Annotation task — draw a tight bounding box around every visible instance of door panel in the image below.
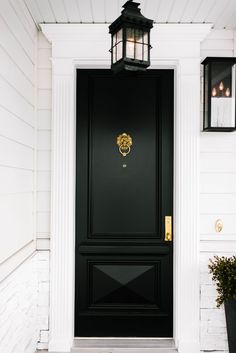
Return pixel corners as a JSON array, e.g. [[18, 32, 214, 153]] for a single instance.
[[75, 69, 173, 337], [90, 76, 157, 236]]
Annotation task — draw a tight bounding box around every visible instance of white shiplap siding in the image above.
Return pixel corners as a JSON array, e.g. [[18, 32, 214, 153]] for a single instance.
[[200, 30, 236, 353], [200, 30, 236, 240], [36, 32, 52, 250], [0, 4, 50, 350], [0, 0, 37, 278]]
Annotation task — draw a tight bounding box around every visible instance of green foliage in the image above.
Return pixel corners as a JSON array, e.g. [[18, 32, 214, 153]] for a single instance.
[[209, 256, 236, 307]]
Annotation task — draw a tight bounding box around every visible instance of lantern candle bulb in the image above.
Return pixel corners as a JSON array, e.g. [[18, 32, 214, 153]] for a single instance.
[[226, 87, 231, 97], [219, 81, 224, 91], [212, 87, 217, 97]]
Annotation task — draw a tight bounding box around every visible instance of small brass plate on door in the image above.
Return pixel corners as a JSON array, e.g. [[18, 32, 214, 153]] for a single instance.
[[117, 133, 132, 157]]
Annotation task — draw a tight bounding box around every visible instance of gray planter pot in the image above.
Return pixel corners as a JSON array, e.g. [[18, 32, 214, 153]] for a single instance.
[[225, 299, 236, 353]]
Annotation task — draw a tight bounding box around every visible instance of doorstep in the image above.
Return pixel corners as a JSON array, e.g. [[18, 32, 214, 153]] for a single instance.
[[36, 339, 177, 353], [71, 338, 177, 353]]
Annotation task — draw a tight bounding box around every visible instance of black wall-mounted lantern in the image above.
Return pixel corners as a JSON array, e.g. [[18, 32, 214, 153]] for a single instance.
[[202, 57, 236, 131], [109, 0, 153, 73]]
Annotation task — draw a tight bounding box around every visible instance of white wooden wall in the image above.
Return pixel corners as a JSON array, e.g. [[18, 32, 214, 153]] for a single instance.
[[37, 32, 52, 251], [0, 0, 37, 281], [200, 31, 236, 245], [200, 30, 236, 353]]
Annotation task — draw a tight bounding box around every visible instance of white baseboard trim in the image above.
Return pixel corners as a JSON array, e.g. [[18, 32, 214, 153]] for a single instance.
[[48, 338, 73, 352], [177, 340, 200, 353]]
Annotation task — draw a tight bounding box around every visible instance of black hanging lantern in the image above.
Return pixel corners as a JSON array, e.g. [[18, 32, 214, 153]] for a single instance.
[[202, 57, 236, 131], [109, 0, 153, 73]]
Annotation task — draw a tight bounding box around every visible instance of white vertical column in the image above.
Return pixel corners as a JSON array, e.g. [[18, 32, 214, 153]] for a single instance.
[[48, 59, 75, 353], [234, 30, 236, 56], [174, 58, 201, 353]]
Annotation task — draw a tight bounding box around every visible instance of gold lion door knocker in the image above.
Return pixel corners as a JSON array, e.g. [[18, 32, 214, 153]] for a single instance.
[[117, 133, 132, 157]]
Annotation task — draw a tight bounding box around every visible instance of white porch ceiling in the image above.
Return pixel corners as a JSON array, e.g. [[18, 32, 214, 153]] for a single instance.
[[24, 0, 236, 30]]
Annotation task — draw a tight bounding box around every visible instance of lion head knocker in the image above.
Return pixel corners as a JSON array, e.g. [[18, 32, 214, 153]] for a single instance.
[[117, 133, 132, 157]]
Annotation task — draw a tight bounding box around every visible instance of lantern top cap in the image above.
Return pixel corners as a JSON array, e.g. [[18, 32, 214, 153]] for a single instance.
[[201, 57, 236, 65], [109, 0, 153, 33], [122, 0, 140, 10]]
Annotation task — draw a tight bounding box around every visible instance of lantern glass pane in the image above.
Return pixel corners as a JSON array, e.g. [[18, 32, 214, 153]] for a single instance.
[[112, 34, 116, 63], [135, 43, 143, 60], [116, 29, 123, 61], [210, 62, 235, 128], [143, 32, 148, 44], [204, 64, 209, 129], [143, 44, 148, 61], [126, 28, 135, 59], [135, 29, 143, 60]]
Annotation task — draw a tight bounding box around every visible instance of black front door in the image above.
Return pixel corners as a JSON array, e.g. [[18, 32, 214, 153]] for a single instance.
[[75, 69, 173, 337]]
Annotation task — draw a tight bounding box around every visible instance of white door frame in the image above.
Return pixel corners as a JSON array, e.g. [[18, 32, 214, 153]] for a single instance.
[[41, 23, 212, 353]]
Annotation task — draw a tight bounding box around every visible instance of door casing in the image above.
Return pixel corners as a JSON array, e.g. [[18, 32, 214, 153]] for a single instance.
[[41, 22, 212, 353]]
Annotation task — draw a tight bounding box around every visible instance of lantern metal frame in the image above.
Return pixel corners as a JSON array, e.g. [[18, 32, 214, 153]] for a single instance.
[[202, 57, 236, 132], [109, 0, 153, 73]]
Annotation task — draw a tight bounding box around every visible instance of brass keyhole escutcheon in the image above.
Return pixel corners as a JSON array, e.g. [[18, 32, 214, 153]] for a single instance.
[[117, 133, 133, 157]]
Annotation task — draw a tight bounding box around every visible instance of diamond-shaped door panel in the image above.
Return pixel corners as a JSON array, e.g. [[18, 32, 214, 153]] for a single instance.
[[90, 263, 158, 307]]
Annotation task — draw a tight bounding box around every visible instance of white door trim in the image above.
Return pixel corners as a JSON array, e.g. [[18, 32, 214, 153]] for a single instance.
[[41, 23, 212, 353]]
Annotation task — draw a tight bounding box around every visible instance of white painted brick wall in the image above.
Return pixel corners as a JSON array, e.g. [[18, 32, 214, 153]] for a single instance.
[[0, 254, 38, 353], [200, 252, 233, 353], [36, 251, 50, 350], [0, 251, 50, 353]]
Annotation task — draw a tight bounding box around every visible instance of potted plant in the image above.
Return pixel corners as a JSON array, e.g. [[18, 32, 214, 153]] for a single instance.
[[209, 256, 236, 353]]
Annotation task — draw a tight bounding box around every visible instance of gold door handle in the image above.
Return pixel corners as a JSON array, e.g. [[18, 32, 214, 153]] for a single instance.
[[165, 216, 172, 242]]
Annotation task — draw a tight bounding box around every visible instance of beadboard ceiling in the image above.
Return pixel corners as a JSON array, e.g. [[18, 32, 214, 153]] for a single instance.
[[24, 0, 236, 30]]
